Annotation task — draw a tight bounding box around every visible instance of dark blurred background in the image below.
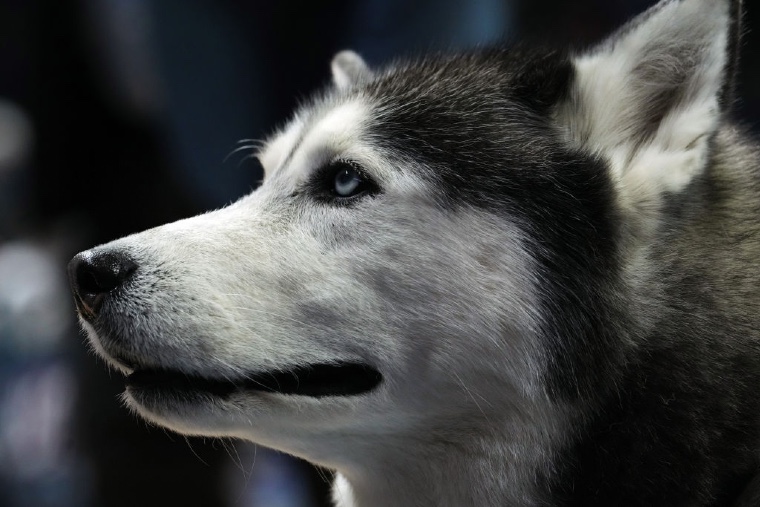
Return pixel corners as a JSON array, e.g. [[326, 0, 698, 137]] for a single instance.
[[0, 1, 758, 506]]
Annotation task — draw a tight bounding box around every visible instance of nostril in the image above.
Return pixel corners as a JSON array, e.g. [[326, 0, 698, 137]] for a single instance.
[[68, 250, 138, 318], [76, 255, 133, 293]]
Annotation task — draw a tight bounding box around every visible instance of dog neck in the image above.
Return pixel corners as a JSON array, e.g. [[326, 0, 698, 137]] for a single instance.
[[327, 413, 566, 507]]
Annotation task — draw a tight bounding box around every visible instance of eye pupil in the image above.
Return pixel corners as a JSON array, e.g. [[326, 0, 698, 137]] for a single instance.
[[334, 166, 362, 197]]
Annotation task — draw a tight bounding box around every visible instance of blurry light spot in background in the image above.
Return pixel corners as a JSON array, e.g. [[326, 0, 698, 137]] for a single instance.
[[0, 242, 71, 353], [0, 365, 76, 479], [0, 239, 92, 506], [226, 447, 318, 507]]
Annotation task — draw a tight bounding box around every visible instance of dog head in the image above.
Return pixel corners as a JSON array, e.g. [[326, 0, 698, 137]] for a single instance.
[[69, 0, 741, 468]]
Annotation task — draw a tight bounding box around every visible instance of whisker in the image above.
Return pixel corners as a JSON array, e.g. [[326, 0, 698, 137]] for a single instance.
[[183, 436, 209, 466], [223, 139, 265, 164], [222, 439, 246, 474]]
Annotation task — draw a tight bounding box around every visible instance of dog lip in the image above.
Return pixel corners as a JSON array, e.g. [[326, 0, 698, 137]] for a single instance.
[[125, 362, 383, 399], [72, 290, 98, 321], [113, 353, 139, 370]]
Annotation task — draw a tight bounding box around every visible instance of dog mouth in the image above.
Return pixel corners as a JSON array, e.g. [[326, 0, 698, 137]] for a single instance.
[[125, 363, 383, 399]]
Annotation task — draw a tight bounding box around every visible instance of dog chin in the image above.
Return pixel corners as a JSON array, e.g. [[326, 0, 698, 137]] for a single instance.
[[120, 388, 238, 437], [120, 377, 379, 448]]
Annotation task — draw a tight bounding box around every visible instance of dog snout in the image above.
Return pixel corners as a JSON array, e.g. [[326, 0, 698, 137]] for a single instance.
[[68, 250, 137, 320]]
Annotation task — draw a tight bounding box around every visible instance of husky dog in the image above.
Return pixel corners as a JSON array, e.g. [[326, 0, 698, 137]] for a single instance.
[[68, 0, 760, 504]]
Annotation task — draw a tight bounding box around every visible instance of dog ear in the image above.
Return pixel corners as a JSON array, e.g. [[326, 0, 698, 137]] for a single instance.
[[557, 0, 742, 204], [331, 50, 373, 90]]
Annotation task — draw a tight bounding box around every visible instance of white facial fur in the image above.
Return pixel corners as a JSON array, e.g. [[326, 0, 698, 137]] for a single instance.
[[82, 95, 555, 488]]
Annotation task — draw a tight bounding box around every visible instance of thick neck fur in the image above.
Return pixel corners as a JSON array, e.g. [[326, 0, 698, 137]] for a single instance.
[[330, 424, 563, 507], [547, 127, 760, 505]]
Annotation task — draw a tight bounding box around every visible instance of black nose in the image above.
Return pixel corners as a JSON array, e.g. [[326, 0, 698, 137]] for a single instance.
[[68, 251, 138, 319]]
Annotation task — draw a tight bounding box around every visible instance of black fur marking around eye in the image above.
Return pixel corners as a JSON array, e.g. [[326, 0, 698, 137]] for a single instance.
[[308, 160, 381, 206]]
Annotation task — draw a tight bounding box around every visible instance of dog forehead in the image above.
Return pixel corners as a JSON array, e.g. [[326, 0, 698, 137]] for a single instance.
[[259, 48, 566, 189], [259, 97, 384, 182], [354, 50, 554, 163], [293, 99, 370, 164]]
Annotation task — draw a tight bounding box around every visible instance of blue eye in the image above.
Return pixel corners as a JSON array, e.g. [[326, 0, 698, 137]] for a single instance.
[[334, 166, 363, 197], [313, 160, 379, 204]]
